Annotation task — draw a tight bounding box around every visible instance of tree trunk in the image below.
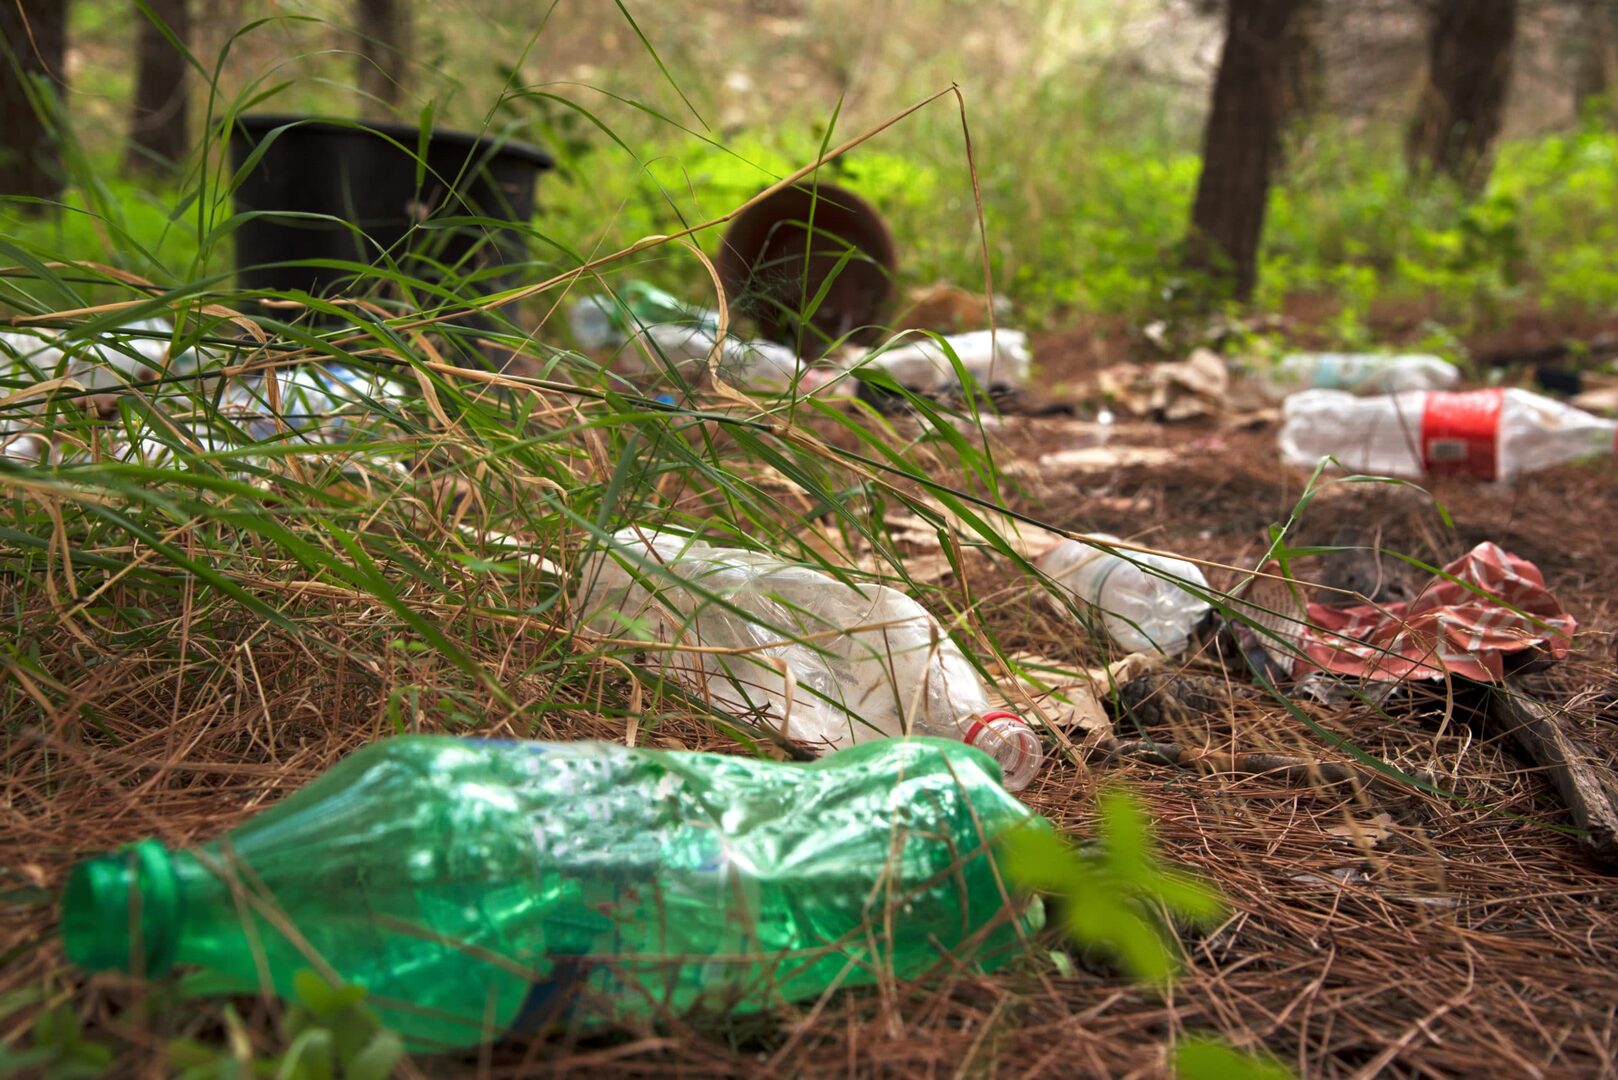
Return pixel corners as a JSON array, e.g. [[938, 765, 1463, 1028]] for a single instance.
[[1405, 0, 1519, 191], [126, 0, 192, 177], [1573, 0, 1618, 125], [355, 0, 411, 114], [1183, 0, 1308, 304], [0, 0, 68, 205]]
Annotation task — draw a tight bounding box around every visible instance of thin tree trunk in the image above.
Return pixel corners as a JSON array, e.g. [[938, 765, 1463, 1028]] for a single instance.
[[355, 0, 411, 114], [1573, 0, 1618, 125], [1405, 0, 1519, 191], [127, 0, 192, 177], [1183, 0, 1307, 304], [0, 0, 68, 205]]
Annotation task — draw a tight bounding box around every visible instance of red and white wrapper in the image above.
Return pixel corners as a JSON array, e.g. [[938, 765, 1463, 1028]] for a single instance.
[[1233, 542, 1577, 684]]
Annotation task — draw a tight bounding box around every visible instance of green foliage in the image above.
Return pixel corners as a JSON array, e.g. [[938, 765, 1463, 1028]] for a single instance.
[[1003, 790, 1221, 985], [1002, 796, 1294, 1075], [1175, 1037, 1296, 1080], [166, 973, 403, 1080], [0, 992, 115, 1079]]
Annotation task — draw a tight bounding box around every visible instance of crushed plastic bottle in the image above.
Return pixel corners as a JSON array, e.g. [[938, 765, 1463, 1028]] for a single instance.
[[1, 318, 177, 391], [1037, 535, 1212, 656], [217, 364, 410, 443], [627, 324, 804, 390], [852, 330, 1031, 394], [1279, 388, 1618, 482], [61, 735, 1043, 1050], [575, 528, 1044, 789], [1259, 353, 1460, 399], [0, 361, 412, 476], [566, 281, 720, 351]]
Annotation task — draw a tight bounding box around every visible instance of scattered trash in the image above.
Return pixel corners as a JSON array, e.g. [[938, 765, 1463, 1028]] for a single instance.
[[575, 528, 1045, 789], [217, 364, 410, 443], [1037, 535, 1212, 656], [624, 325, 805, 390], [0, 335, 413, 478], [1236, 542, 1575, 683], [61, 734, 1042, 1048], [1098, 348, 1234, 422], [1, 317, 180, 391], [996, 653, 1117, 742], [1256, 352, 1460, 399], [849, 330, 1031, 396], [566, 281, 720, 351], [565, 282, 819, 391], [1279, 387, 1617, 481], [1036, 444, 1180, 473], [1571, 373, 1618, 416]]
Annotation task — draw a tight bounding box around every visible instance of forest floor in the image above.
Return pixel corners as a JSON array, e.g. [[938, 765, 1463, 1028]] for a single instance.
[[6, 304, 1618, 1078]]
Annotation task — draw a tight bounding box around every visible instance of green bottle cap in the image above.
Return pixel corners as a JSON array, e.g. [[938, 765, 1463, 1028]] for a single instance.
[[61, 839, 182, 975]]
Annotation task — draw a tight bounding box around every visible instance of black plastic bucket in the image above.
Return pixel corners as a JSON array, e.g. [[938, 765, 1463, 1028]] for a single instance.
[[229, 115, 554, 305]]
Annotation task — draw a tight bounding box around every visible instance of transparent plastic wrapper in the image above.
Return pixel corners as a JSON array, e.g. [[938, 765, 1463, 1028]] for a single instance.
[[1260, 353, 1460, 399], [1280, 387, 1617, 482], [852, 330, 1031, 393], [1037, 534, 1212, 656], [61, 735, 1043, 1050], [575, 528, 1044, 789]]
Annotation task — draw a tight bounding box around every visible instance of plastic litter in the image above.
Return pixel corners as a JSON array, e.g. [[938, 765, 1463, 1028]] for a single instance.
[[1259, 353, 1460, 399], [624, 324, 804, 390], [850, 330, 1030, 395], [1279, 387, 1617, 481], [1, 318, 178, 391], [0, 356, 412, 477], [575, 528, 1044, 789], [566, 281, 719, 351], [1037, 535, 1212, 656], [216, 363, 409, 443], [1098, 348, 1232, 422], [1233, 542, 1575, 683], [60, 734, 1042, 1049]]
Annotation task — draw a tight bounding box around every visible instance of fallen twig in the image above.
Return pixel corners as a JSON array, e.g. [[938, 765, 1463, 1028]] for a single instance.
[[1104, 738, 1367, 790], [1489, 681, 1618, 866]]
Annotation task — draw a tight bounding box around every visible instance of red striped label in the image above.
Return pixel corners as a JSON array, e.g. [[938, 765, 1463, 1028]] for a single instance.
[[1421, 389, 1503, 480]]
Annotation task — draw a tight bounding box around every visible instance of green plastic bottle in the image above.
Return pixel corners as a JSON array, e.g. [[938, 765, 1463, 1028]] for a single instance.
[[62, 736, 1042, 1051]]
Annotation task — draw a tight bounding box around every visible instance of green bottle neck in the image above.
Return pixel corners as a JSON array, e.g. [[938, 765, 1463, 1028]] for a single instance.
[[62, 839, 214, 976]]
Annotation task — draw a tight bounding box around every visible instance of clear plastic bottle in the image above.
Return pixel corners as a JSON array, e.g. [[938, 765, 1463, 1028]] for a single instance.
[[576, 528, 1044, 789], [566, 282, 720, 351], [1, 318, 175, 391], [1260, 353, 1460, 399], [627, 325, 803, 390], [1037, 535, 1212, 656], [1279, 387, 1617, 481], [853, 330, 1031, 393], [61, 735, 1042, 1050]]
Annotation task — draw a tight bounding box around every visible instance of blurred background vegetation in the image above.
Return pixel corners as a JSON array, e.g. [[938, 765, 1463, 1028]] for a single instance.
[[1, 0, 1613, 350]]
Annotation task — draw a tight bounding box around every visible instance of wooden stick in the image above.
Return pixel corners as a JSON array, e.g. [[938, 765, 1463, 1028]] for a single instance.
[[1106, 739, 1366, 789], [1489, 681, 1618, 866]]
